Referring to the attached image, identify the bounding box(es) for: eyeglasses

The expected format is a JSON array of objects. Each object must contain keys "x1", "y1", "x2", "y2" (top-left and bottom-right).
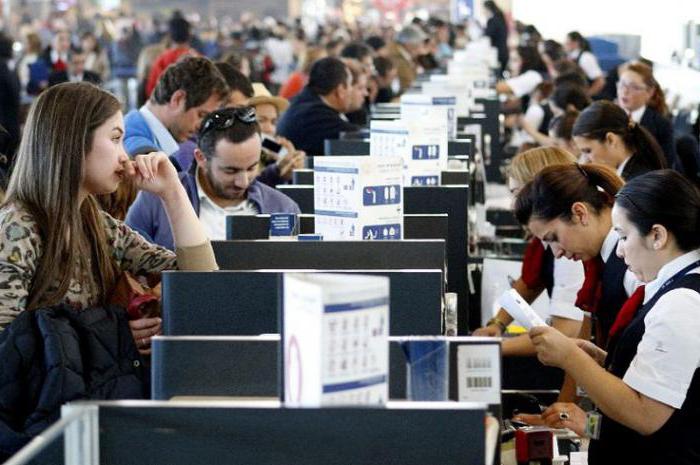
[
  {"x1": 616, "y1": 81, "x2": 648, "y2": 93},
  {"x1": 199, "y1": 106, "x2": 257, "y2": 138}
]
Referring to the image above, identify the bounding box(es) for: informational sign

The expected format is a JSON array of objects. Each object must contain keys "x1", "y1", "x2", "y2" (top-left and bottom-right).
[
  {"x1": 314, "y1": 155, "x2": 403, "y2": 240},
  {"x1": 423, "y1": 77, "x2": 473, "y2": 117},
  {"x1": 283, "y1": 273, "x2": 389, "y2": 407},
  {"x1": 370, "y1": 119, "x2": 446, "y2": 187},
  {"x1": 401, "y1": 93, "x2": 457, "y2": 140},
  {"x1": 268, "y1": 213, "x2": 298, "y2": 240}
]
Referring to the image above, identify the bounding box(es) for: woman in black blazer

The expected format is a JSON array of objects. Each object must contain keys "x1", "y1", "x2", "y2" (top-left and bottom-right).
[
  {"x1": 572, "y1": 101, "x2": 666, "y2": 181},
  {"x1": 483, "y1": 1, "x2": 509, "y2": 76},
  {"x1": 616, "y1": 62, "x2": 677, "y2": 168}
]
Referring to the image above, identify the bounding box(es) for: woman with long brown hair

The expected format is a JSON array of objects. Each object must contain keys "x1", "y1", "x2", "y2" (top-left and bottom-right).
[{"x1": 0, "y1": 82, "x2": 216, "y2": 352}]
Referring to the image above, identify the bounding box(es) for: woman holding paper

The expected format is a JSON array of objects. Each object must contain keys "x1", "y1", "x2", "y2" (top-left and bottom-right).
[
  {"x1": 474, "y1": 147, "x2": 585, "y2": 360},
  {"x1": 528, "y1": 170, "x2": 700, "y2": 465},
  {"x1": 509, "y1": 163, "x2": 635, "y2": 439},
  {"x1": 512, "y1": 162, "x2": 636, "y2": 349}
]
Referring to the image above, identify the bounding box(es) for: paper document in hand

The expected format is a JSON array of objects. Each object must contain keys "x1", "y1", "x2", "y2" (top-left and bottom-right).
[{"x1": 498, "y1": 289, "x2": 547, "y2": 330}]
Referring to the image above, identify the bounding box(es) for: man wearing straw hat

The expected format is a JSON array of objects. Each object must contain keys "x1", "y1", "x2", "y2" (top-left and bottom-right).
[{"x1": 248, "y1": 83, "x2": 306, "y2": 187}]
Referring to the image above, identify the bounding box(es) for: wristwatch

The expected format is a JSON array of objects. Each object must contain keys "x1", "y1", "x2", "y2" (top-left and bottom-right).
[{"x1": 486, "y1": 317, "x2": 507, "y2": 333}]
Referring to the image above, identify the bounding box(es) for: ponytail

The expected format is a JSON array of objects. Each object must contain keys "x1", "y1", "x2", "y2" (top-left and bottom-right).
[
  {"x1": 625, "y1": 122, "x2": 666, "y2": 170},
  {"x1": 573, "y1": 100, "x2": 666, "y2": 171},
  {"x1": 567, "y1": 31, "x2": 590, "y2": 52},
  {"x1": 514, "y1": 163, "x2": 623, "y2": 225}
]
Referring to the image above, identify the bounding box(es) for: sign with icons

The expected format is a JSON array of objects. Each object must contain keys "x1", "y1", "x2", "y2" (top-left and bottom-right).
[
  {"x1": 370, "y1": 119, "x2": 447, "y2": 187},
  {"x1": 284, "y1": 273, "x2": 389, "y2": 407},
  {"x1": 314, "y1": 156, "x2": 403, "y2": 241}
]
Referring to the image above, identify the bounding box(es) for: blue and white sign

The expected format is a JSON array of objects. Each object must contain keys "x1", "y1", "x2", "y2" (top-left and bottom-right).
[{"x1": 314, "y1": 156, "x2": 403, "y2": 240}]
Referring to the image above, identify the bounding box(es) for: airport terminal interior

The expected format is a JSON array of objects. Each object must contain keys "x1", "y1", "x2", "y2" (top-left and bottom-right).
[{"x1": 1, "y1": 0, "x2": 700, "y2": 464}]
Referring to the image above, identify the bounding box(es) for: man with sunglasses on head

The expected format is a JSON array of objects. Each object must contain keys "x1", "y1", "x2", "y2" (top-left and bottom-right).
[{"x1": 125, "y1": 106, "x2": 301, "y2": 250}]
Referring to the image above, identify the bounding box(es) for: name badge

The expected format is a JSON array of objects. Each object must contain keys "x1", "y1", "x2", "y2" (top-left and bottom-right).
[{"x1": 585, "y1": 411, "x2": 602, "y2": 439}]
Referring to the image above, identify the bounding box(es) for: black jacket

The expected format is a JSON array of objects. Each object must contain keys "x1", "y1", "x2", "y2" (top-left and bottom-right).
[
  {"x1": 484, "y1": 16, "x2": 509, "y2": 74},
  {"x1": 640, "y1": 107, "x2": 678, "y2": 169},
  {"x1": 620, "y1": 152, "x2": 660, "y2": 181},
  {"x1": 0, "y1": 305, "x2": 147, "y2": 459},
  {"x1": 48, "y1": 69, "x2": 102, "y2": 87},
  {"x1": 277, "y1": 86, "x2": 360, "y2": 155},
  {"x1": 0, "y1": 59, "x2": 20, "y2": 163}
]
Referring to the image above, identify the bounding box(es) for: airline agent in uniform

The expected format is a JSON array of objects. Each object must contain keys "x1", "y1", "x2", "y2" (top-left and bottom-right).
[{"x1": 530, "y1": 170, "x2": 700, "y2": 465}]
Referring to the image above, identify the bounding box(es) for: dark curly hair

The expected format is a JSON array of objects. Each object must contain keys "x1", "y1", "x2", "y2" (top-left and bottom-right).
[{"x1": 150, "y1": 56, "x2": 229, "y2": 110}]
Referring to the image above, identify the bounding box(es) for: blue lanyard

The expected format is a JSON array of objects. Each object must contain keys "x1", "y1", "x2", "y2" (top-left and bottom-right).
[{"x1": 656, "y1": 259, "x2": 700, "y2": 295}]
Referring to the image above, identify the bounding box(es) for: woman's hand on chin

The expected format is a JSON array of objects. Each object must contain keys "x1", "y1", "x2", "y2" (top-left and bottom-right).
[{"x1": 125, "y1": 152, "x2": 180, "y2": 200}]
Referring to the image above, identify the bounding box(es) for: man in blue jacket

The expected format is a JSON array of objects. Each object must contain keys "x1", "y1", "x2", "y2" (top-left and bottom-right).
[
  {"x1": 276, "y1": 56, "x2": 359, "y2": 155},
  {"x1": 125, "y1": 106, "x2": 300, "y2": 249},
  {"x1": 123, "y1": 56, "x2": 229, "y2": 165}
]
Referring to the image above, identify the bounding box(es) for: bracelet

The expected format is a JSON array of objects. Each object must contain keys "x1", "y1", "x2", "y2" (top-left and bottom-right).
[{"x1": 486, "y1": 317, "x2": 507, "y2": 333}]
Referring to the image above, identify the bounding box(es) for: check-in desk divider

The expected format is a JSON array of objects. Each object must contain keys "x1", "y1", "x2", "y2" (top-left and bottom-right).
[
  {"x1": 269, "y1": 186, "x2": 471, "y2": 332},
  {"x1": 151, "y1": 336, "x2": 500, "y2": 416},
  {"x1": 321, "y1": 140, "x2": 474, "y2": 158},
  {"x1": 151, "y1": 335, "x2": 281, "y2": 400},
  {"x1": 161, "y1": 269, "x2": 444, "y2": 336},
  {"x1": 226, "y1": 213, "x2": 448, "y2": 243},
  {"x1": 61, "y1": 400, "x2": 488, "y2": 465},
  {"x1": 293, "y1": 168, "x2": 469, "y2": 186}
]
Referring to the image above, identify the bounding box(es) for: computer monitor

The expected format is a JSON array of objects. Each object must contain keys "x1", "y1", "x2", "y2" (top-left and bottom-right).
[
  {"x1": 323, "y1": 139, "x2": 369, "y2": 155},
  {"x1": 277, "y1": 185, "x2": 313, "y2": 213},
  {"x1": 292, "y1": 169, "x2": 314, "y2": 184}
]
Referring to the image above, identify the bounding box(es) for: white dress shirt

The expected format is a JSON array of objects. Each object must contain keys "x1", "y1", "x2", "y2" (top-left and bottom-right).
[
  {"x1": 195, "y1": 169, "x2": 258, "y2": 241},
  {"x1": 623, "y1": 249, "x2": 700, "y2": 408},
  {"x1": 505, "y1": 70, "x2": 543, "y2": 98},
  {"x1": 568, "y1": 49, "x2": 603, "y2": 80},
  {"x1": 616, "y1": 157, "x2": 631, "y2": 177},
  {"x1": 630, "y1": 105, "x2": 646, "y2": 123}
]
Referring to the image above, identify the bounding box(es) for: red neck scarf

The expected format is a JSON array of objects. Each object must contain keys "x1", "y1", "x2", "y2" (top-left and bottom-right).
[
  {"x1": 575, "y1": 255, "x2": 605, "y2": 314},
  {"x1": 608, "y1": 285, "x2": 645, "y2": 339},
  {"x1": 521, "y1": 237, "x2": 547, "y2": 289}
]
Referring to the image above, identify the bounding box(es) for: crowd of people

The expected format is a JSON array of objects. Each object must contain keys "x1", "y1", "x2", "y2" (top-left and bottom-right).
[{"x1": 0, "y1": 4, "x2": 700, "y2": 465}]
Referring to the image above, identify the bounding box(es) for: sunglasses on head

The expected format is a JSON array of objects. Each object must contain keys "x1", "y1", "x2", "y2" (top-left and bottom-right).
[{"x1": 199, "y1": 106, "x2": 257, "y2": 138}]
